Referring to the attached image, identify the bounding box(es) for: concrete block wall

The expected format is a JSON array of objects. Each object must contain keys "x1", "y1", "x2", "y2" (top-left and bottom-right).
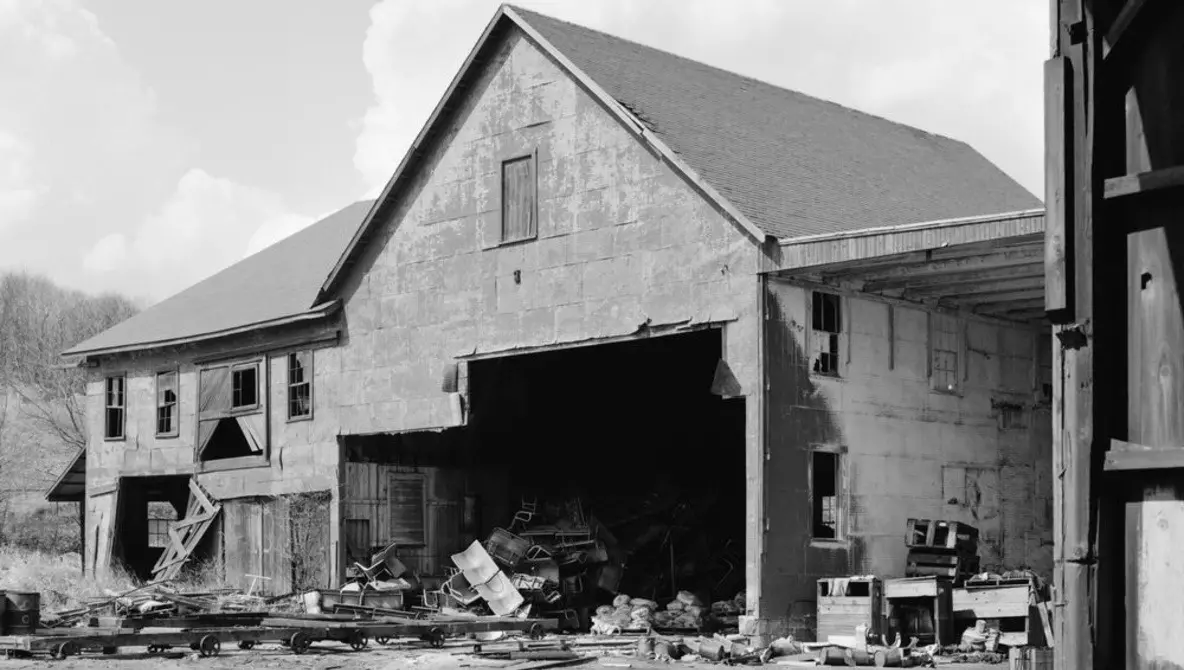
[
  {"x1": 761, "y1": 277, "x2": 1052, "y2": 638},
  {"x1": 327, "y1": 28, "x2": 761, "y2": 440}
]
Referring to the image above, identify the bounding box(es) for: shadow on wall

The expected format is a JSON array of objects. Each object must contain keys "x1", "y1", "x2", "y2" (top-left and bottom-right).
[{"x1": 763, "y1": 285, "x2": 852, "y2": 640}]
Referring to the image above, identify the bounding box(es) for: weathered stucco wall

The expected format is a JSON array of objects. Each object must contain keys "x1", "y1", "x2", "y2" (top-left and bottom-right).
[{"x1": 762, "y1": 277, "x2": 1052, "y2": 638}]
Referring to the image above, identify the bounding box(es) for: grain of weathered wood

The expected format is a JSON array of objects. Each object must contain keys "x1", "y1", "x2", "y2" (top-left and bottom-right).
[{"x1": 1045, "y1": 56, "x2": 1071, "y2": 317}]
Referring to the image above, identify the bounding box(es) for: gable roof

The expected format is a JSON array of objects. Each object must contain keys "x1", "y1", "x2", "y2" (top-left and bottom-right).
[
  {"x1": 320, "y1": 4, "x2": 1040, "y2": 297},
  {"x1": 64, "y1": 200, "x2": 373, "y2": 356}
]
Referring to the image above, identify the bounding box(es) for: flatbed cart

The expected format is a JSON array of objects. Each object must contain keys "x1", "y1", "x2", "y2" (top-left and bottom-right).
[
  {"x1": 260, "y1": 614, "x2": 558, "y2": 649},
  {"x1": 0, "y1": 625, "x2": 312, "y2": 660}
]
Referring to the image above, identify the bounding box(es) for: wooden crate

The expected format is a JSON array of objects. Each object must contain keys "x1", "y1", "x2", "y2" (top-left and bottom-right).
[
  {"x1": 953, "y1": 579, "x2": 1050, "y2": 648},
  {"x1": 816, "y1": 577, "x2": 883, "y2": 642},
  {"x1": 884, "y1": 576, "x2": 954, "y2": 646},
  {"x1": 906, "y1": 548, "x2": 980, "y2": 582},
  {"x1": 905, "y1": 518, "x2": 980, "y2": 552}
]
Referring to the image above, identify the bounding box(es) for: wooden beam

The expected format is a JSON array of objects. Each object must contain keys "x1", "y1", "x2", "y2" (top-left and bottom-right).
[
  {"x1": 810, "y1": 245, "x2": 1044, "y2": 281},
  {"x1": 1103, "y1": 165, "x2": 1184, "y2": 200},
  {"x1": 862, "y1": 264, "x2": 1044, "y2": 292},
  {"x1": 1046, "y1": 56, "x2": 1072, "y2": 317},
  {"x1": 944, "y1": 289, "x2": 1046, "y2": 305},
  {"x1": 903, "y1": 276, "x2": 1044, "y2": 299},
  {"x1": 1102, "y1": 0, "x2": 1154, "y2": 60},
  {"x1": 1105, "y1": 439, "x2": 1184, "y2": 471},
  {"x1": 973, "y1": 298, "x2": 1046, "y2": 316}
]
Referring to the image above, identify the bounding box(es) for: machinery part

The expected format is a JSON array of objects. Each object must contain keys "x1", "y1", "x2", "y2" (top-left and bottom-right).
[
  {"x1": 237, "y1": 641, "x2": 256, "y2": 650},
  {"x1": 348, "y1": 630, "x2": 368, "y2": 651},
  {"x1": 198, "y1": 635, "x2": 221, "y2": 658},
  {"x1": 289, "y1": 632, "x2": 312, "y2": 655},
  {"x1": 50, "y1": 642, "x2": 77, "y2": 660},
  {"x1": 375, "y1": 636, "x2": 390, "y2": 646},
  {"x1": 529, "y1": 623, "x2": 545, "y2": 640}
]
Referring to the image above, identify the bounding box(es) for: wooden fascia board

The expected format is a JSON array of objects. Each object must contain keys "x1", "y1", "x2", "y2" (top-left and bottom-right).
[
  {"x1": 503, "y1": 6, "x2": 769, "y2": 247},
  {"x1": 45, "y1": 448, "x2": 87, "y2": 502},
  {"x1": 773, "y1": 209, "x2": 1045, "y2": 274},
  {"x1": 61, "y1": 301, "x2": 340, "y2": 360},
  {"x1": 317, "y1": 7, "x2": 511, "y2": 302}
]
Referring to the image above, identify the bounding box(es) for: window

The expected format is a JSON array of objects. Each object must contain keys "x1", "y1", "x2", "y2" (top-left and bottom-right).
[
  {"x1": 287, "y1": 352, "x2": 312, "y2": 420},
  {"x1": 931, "y1": 314, "x2": 960, "y2": 393},
  {"x1": 156, "y1": 371, "x2": 178, "y2": 436},
  {"x1": 231, "y1": 363, "x2": 258, "y2": 409},
  {"x1": 500, "y1": 154, "x2": 537, "y2": 243},
  {"x1": 811, "y1": 291, "x2": 842, "y2": 375},
  {"x1": 812, "y1": 450, "x2": 840, "y2": 540},
  {"x1": 388, "y1": 473, "x2": 426, "y2": 546},
  {"x1": 104, "y1": 375, "x2": 125, "y2": 440},
  {"x1": 147, "y1": 502, "x2": 178, "y2": 549}
]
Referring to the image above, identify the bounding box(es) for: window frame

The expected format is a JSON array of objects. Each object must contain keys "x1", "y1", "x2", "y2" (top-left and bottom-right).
[
  {"x1": 498, "y1": 150, "x2": 539, "y2": 245},
  {"x1": 929, "y1": 312, "x2": 963, "y2": 395},
  {"x1": 286, "y1": 350, "x2": 313, "y2": 422},
  {"x1": 809, "y1": 290, "x2": 844, "y2": 378},
  {"x1": 809, "y1": 446, "x2": 845, "y2": 545},
  {"x1": 155, "y1": 369, "x2": 180, "y2": 438},
  {"x1": 230, "y1": 361, "x2": 261, "y2": 412},
  {"x1": 387, "y1": 472, "x2": 427, "y2": 547},
  {"x1": 103, "y1": 374, "x2": 126, "y2": 441}
]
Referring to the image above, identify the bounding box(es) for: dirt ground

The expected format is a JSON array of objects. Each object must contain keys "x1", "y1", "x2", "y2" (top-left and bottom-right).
[{"x1": 0, "y1": 642, "x2": 1008, "y2": 670}]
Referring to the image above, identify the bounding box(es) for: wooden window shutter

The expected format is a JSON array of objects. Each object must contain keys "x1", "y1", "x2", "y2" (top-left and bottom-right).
[
  {"x1": 388, "y1": 473, "x2": 426, "y2": 546},
  {"x1": 501, "y1": 154, "x2": 537, "y2": 242}
]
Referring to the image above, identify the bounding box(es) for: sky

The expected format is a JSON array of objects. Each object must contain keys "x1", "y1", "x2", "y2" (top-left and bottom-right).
[{"x1": 0, "y1": 0, "x2": 1049, "y2": 305}]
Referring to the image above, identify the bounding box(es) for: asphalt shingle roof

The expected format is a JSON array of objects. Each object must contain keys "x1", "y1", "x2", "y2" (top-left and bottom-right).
[
  {"x1": 512, "y1": 6, "x2": 1041, "y2": 239},
  {"x1": 65, "y1": 200, "x2": 373, "y2": 355},
  {"x1": 68, "y1": 6, "x2": 1041, "y2": 356}
]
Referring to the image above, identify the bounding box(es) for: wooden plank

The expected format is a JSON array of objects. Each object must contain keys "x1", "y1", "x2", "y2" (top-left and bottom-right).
[
  {"x1": 884, "y1": 578, "x2": 939, "y2": 599},
  {"x1": 952, "y1": 586, "x2": 1030, "y2": 619},
  {"x1": 1105, "y1": 438, "x2": 1184, "y2": 470},
  {"x1": 1045, "y1": 56, "x2": 1072, "y2": 317},
  {"x1": 189, "y1": 478, "x2": 216, "y2": 514},
  {"x1": 1104, "y1": 165, "x2": 1184, "y2": 200}
]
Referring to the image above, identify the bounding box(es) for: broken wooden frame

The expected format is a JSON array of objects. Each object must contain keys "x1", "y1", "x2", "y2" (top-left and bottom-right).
[{"x1": 151, "y1": 479, "x2": 222, "y2": 582}]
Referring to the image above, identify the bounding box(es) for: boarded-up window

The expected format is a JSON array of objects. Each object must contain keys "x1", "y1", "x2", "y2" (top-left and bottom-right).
[
  {"x1": 388, "y1": 474, "x2": 426, "y2": 546},
  {"x1": 104, "y1": 375, "x2": 125, "y2": 440},
  {"x1": 197, "y1": 361, "x2": 266, "y2": 462},
  {"x1": 500, "y1": 154, "x2": 537, "y2": 243},
  {"x1": 156, "y1": 371, "x2": 178, "y2": 436},
  {"x1": 287, "y1": 351, "x2": 312, "y2": 420},
  {"x1": 811, "y1": 291, "x2": 842, "y2": 376},
  {"x1": 812, "y1": 450, "x2": 840, "y2": 540},
  {"x1": 931, "y1": 314, "x2": 960, "y2": 393}
]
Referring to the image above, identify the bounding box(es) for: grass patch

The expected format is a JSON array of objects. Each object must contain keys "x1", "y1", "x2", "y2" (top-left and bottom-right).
[{"x1": 0, "y1": 545, "x2": 135, "y2": 612}]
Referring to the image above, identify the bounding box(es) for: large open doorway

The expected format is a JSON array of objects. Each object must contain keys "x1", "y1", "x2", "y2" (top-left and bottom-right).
[
  {"x1": 113, "y1": 475, "x2": 195, "y2": 580},
  {"x1": 467, "y1": 327, "x2": 746, "y2": 603}
]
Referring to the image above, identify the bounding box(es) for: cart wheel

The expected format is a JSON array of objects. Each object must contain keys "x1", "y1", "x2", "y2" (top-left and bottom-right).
[
  {"x1": 198, "y1": 635, "x2": 221, "y2": 658},
  {"x1": 237, "y1": 640, "x2": 256, "y2": 650},
  {"x1": 374, "y1": 636, "x2": 390, "y2": 646},
  {"x1": 50, "y1": 642, "x2": 77, "y2": 660},
  {"x1": 348, "y1": 630, "x2": 368, "y2": 651},
  {"x1": 147, "y1": 644, "x2": 160, "y2": 654},
  {"x1": 529, "y1": 623, "x2": 544, "y2": 640},
  {"x1": 428, "y1": 627, "x2": 446, "y2": 649},
  {"x1": 289, "y1": 632, "x2": 312, "y2": 655}
]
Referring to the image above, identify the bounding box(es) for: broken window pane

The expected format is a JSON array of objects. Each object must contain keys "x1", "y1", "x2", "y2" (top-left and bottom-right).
[
  {"x1": 156, "y1": 370, "x2": 178, "y2": 435},
  {"x1": 104, "y1": 375, "x2": 125, "y2": 439},
  {"x1": 288, "y1": 351, "x2": 312, "y2": 419},
  {"x1": 501, "y1": 155, "x2": 536, "y2": 243},
  {"x1": 232, "y1": 364, "x2": 258, "y2": 409},
  {"x1": 147, "y1": 501, "x2": 178, "y2": 549},
  {"x1": 811, "y1": 291, "x2": 842, "y2": 375},
  {"x1": 812, "y1": 450, "x2": 839, "y2": 539}
]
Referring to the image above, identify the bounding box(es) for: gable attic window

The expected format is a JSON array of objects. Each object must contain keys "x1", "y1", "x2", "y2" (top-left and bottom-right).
[
  {"x1": 156, "y1": 370, "x2": 178, "y2": 437},
  {"x1": 196, "y1": 360, "x2": 267, "y2": 467},
  {"x1": 811, "y1": 291, "x2": 842, "y2": 376},
  {"x1": 287, "y1": 351, "x2": 312, "y2": 420},
  {"x1": 104, "y1": 375, "x2": 125, "y2": 440},
  {"x1": 500, "y1": 153, "x2": 537, "y2": 243}
]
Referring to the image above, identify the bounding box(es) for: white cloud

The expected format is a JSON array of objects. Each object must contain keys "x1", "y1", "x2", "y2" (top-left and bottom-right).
[
  {"x1": 0, "y1": 131, "x2": 44, "y2": 227},
  {"x1": 83, "y1": 168, "x2": 311, "y2": 300},
  {"x1": 355, "y1": 0, "x2": 1046, "y2": 198}
]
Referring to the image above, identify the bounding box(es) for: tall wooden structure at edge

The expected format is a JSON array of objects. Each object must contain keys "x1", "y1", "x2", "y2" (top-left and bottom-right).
[{"x1": 1046, "y1": 0, "x2": 1184, "y2": 668}]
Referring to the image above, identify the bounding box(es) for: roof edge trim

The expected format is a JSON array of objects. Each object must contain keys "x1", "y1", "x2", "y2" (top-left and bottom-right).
[
  {"x1": 45, "y1": 447, "x2": 86, "y2": 503},
  {"x1": 503, "y1": 6, "x2": 770, "y2": 245},
  {"x1": 778, "y1": 208, "x2": 1046, "y2": 247},
  {"x1": 61, "y1": 300, "x2": 341, "y2": 359}
]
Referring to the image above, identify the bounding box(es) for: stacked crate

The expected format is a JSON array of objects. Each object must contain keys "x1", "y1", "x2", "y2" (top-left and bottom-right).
[{"x1": 904, "y1": 518, "x2": 980, "y2": 585}]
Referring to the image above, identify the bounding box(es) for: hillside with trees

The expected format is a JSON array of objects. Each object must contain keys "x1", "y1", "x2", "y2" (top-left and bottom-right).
[{"x1": 0, "y1": 272, "x2": 139, "y2": 547}]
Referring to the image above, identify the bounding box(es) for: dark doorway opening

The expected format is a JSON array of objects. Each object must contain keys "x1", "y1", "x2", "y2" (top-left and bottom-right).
[
  {"x1": 114, "y1": 475, "x2": 211, "y2": 581},
  {"x1": 466, "y1": 327, "x2": 746, "y2": 605}
]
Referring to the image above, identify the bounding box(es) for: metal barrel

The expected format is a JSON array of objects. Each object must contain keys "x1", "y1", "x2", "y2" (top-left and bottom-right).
[{"x1": 4, "y1": 591, "x2": 40, "y2": 635}]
